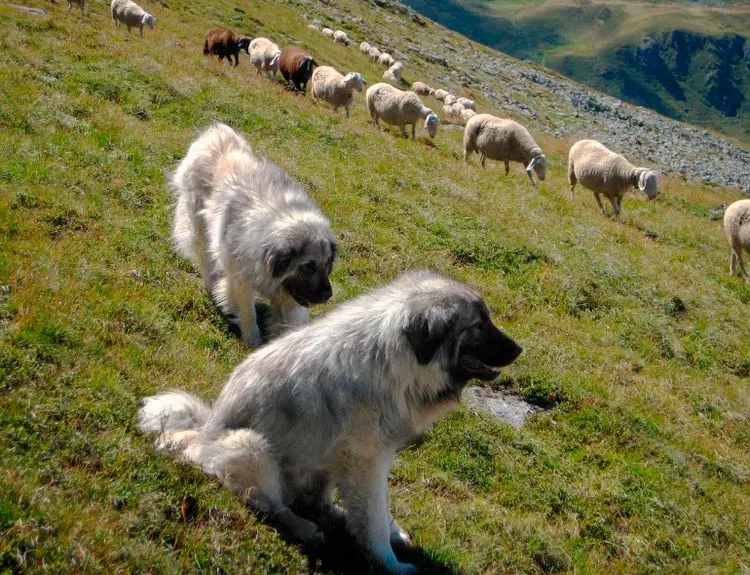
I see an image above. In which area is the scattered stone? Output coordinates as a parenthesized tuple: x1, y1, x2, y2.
(464, 386, 541, 429)
(9, 3, 46, 15)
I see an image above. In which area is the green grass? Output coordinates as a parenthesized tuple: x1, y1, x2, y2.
(1, 0, 749, 573)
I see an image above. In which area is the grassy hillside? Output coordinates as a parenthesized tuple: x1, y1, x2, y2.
(1, 0, 749, 573)
(402, 0, 750, 141)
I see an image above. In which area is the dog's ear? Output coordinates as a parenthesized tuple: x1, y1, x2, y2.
(404, 310, 452, 365)
(264, 245, 296, 278)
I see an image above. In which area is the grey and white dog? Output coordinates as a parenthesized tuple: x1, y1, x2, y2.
(171, 123, 336, 346)
(138, 270, 522, 574)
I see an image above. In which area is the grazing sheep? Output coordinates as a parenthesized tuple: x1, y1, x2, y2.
(463, 113, 547, 188)
(368, 46, 381, 62)
(321, 27, 334, 38)
(249, 37, 281, 77)
(568, 139, 659, 216)
(279, 46, 317, 93)
(311, 66, 366, 119)
(442, 103, 465, 125)
(203, 28, 251, 67)
(724, 199, 750, 281)
(459, 107, 476, 124)
(382, 61, 404, 84)
(444, 94, 457, 106)
(307, 24, 319, 32)
(433, 89, 449, 102)
(110, 0, 155, 38)
(333, 30, 350, 46)
(378, 52, 395, 68)
(411, 81, 434, 97)
(359, 41, 371, 55)
(366, 82, 440, 139)
(67, 0, 85, 15)
(456, 97, 476, 111)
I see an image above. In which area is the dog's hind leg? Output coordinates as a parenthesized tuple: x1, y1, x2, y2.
(196, 429, 324, 544)
(336, 447, 416, 575)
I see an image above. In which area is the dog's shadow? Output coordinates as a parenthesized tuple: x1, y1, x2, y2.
(276, 518, 459, 575)
(214, 301, 274, 342)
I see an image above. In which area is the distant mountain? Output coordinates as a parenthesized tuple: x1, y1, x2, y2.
(402, 0, 750, 142)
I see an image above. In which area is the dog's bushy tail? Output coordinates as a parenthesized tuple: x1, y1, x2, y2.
(137, 390, 211, 451)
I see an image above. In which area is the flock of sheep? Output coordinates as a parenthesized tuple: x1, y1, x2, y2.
(57, 2, 750, 282)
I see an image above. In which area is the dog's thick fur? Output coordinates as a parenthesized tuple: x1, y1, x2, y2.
(171, 123, 336, 346)
(138, 271, 522, 574)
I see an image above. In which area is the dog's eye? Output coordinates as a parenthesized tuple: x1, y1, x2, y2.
(300, 261, 317, 275)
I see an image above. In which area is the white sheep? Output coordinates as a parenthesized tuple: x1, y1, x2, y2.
(312, 66, 367, 119)
(459, 107, 476, 124)
(568, 139, 659, 216)
(249, 37, 281, 77)
(724, 199, 750, 281)
(433, 89, 449, 102)
(456, 97, 476, 111)
(333, 30, 350, 46)
(359, 41, 371, 55)
(442, 103, 463, 125)
(382, 61, 404, 84)
(444, 94, 457, 106)
(411, 81, 434, 97)
(378, 52, 395, 68)
(463, 113, 547, 188)
(321, 27, 334, 38)
(368, 46, 381, 62)
(307, 24, 319, 32)
(110, 0, 155, 38)
(366, 82, 440, 139)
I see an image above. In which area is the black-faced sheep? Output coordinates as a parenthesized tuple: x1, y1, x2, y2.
(463, 114, 547, 188)
(279, 46, 317, 93)
(568, 139, 658, 216)
(203, 28, 251, 67)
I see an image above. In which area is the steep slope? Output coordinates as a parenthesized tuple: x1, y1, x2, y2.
(402, 0, 750, 141)
(1, 0, 749, 573)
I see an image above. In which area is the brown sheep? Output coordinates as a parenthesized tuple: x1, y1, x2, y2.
(203, 28, 251, 67)
(278, 46, 318, 93)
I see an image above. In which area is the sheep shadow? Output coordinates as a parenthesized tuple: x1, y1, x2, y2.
(262, 510, 458, 575)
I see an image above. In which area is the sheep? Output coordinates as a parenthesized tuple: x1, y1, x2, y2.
(360, 41, 371, 55)
(433, 88, 449, 102)
(307, 24, 319, 32)
(333, 30, 350, 46)
(463, 114, 547, 188)
(110, 0, 155, 38)
(723, 199, 750, 281)
(203, 28, 251, 67)
(456, 97, 476, 111)
(442, 103, 463, 125)
(378, 52, 395, 68)
(368, 46, 381, 62)
(568, 139, 659, 216)
(311, 65, 366, 119)
(248, 37, 281, 78)
(459, 107, 476, 124)
(279, 46, 318, 93)
(411, 81, 434, 97)
(444, 94, 457, 106)
(321, 27, 334, 38)
(66, 0, 85, 15)
(365, 82, 440, 139)
(382, 61, 404, 84)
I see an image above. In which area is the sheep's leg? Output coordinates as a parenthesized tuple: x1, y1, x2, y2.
(400, 125, 408, 138)
(411, 124, 416, 139)
(594, 192, 607, 215)
(568, 174, 576, 200)
(504, 160, 510, 176)
(734, 247, 749, 280)
(610, 196, 621, 218)
(480, 154, 486, 169)
(344, 106, 350, 120)
(139, 25, 144, 39)
(730, 251, 738, 276)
